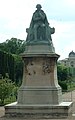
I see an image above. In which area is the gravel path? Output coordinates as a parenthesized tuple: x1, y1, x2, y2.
(0, 90, 75, 120)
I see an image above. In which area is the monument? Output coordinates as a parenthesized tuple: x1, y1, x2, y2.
(5, 4, 72, 119)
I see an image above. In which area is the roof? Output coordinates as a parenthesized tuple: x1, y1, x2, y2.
(69, 51, 75, 57)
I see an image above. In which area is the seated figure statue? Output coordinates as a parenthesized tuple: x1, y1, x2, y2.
(26, 4, 55, 44)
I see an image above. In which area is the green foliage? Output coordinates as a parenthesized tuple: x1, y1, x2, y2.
(57, 63, 75, 91)
(4, 95, 16, 105)
(57, 64, 69, 81)
(58, 80, 68, 91)
(57, 64, 69, 91)
(0, 38, 25, 84)
(13, 54, 23, 85)
(0, 38, 26, 54)
(0, 50, 23, 84)
(0, 77, 14, 105)
(13, 86, 19, 99)
(0, 50, 15, 81)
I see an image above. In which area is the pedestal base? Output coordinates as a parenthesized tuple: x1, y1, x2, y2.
(18, 86, 62, 105)
(5, 102, 73, 119)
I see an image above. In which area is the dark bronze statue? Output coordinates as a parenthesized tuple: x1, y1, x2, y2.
(26, 4, 55, 45)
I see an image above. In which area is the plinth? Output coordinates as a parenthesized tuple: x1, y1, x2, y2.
(5, 43, 73, 119)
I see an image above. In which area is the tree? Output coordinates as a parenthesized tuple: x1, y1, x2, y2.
(0, 38, 25, 84)
(13, 54, 23, 85)
(57, 64, 69, 81)
(0, 38, 26, 54)
(57, 64, 69, 91)
(0, 76, 14, 105)
(0, 50, 15, 81)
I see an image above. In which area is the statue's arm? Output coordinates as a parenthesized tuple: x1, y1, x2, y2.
(33, 13, 41, 21)
(39, 11, 45, 20)
(33, 16, 40, 21)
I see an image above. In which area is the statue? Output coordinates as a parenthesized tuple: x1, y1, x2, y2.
(26, 4, 55, 45)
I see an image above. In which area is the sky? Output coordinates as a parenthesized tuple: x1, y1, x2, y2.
(0, 0, 75, 60)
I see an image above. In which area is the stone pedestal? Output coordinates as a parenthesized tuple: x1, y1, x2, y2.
(5, 51, 73, 119)
(18, 53, 62, 105)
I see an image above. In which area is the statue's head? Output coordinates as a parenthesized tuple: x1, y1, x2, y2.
(36, 4, 42, 10)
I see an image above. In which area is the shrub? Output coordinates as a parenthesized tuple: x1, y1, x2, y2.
(0, 77, 14, 105)
(58, 80, 68, 91)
